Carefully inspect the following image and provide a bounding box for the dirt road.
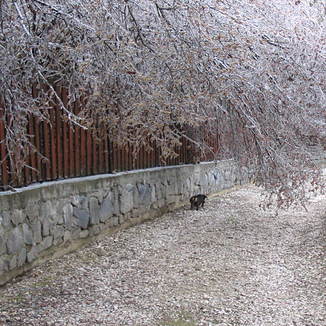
[0,185,325,326]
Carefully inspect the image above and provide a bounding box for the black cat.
[190,194,207,210]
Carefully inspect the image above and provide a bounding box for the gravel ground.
[0,185,325,326]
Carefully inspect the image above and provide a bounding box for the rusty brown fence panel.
[0,87,219,190]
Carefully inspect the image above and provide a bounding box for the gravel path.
[0,185,325,326]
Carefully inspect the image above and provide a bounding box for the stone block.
[40,201,57,223]
[80,196,89,210]
[42,218,51,237]
[89,197,100,225]
[120,184,134,214]
[0,211,11,228]
[38,236,53,252]
[31,221,42,244]
[71,195,88,209]
[17,247,27,267]
[57,183,75,198]
[0,196,10,211]
[89,225,102,236]
[20,189,41,208]
[41,185,59,201]
[22,223,33,245]
[71,228,82,240]
[63,203,73,227]
[26,202,40,222]
[0,233,6,255]
[27,246,39,263]
[136,183,152,208]
[99,194,114,222]
[0,257,9,273]
[73,208,90,229]
[91,191,104,203]
[9,255,17,270]
[112,190,120,215]
[57,215,64,225]
[11,209,25,226]
[6,227,24,255]
[63,231,72,242]
[151,185,156,202]
[155,184,163,200]
[104,215,119,228]
[51,225,65,241]
[166,182,177,197]
[55,200,65,225]
[112,216,119,227]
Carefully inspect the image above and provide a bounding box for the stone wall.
[0,161,247,285]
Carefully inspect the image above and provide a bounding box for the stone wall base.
[0,161,248,286]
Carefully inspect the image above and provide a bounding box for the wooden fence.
[0,93,218,190]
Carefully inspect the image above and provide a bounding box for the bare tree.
[0,0,325,208]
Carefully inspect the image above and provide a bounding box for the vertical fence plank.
[108,139,114,173]
[120,144,124,171]
[103,137,107,173]
[125,143,130,171]
[116,144,121,172]
[145,145,149,168]
[80,125,86,176]
[55,87,63,179]
[109,140,114,172]
[56,108,63,179]
[121,145,126,171]
[98,134,105,173]
[135,146,140,170]
[124,145,128,171]
[148,143,152,168]
[104,134,109,173]
[116,141,120,172]
[92,136,98,175]
[86,130,92,175]
[79,98,87,176]
[179,137,184,165]
[63,117,69,178]
[61,88,70,178]
[74,101,81,177]
[139,145,144,170]
[43,117,51,181]
[23,117,32,186]
[50,107,57,180]
[34,115,42,181]
[130,144,134,170]
[69,116,75,178]
[143,145,147,169]
[154,141,160,167]
[28,86,38,182]
[151,142,155,168]
[126,145,131,171]
[31,86,40,182]
[29,115,38,182]
[0,108,9,187]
